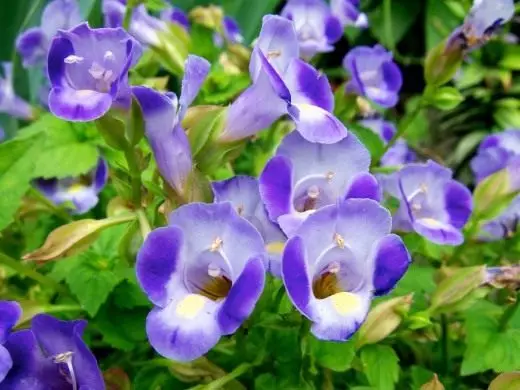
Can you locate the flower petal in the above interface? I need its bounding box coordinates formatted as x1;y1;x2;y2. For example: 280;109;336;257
372;234;411;296
15;27;46;67
48;86;113;121
444;181;472;229
259;155;294;222
136;226;184;308
178;55;211;118
345;172;381;201
289;103;347;143
413;218;464;246
0;344;12;383
0;301;21;344
218;255;265;334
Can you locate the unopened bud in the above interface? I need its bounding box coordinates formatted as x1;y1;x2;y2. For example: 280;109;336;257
420;374;445;390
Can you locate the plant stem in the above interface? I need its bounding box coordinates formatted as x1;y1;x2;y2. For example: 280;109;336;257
137;209;151;238
122;145;142;207
202;363;252;390
383;0;395;51
122;1;136;30
0;252;68;294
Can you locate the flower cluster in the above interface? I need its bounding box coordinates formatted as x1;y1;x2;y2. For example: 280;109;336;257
0;301;103;389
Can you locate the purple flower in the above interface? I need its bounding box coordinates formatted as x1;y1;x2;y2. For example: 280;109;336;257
214;16;244;47
0;301;21;382
331;0;368;29
161;6;190;31
213;176;287;277
259;131;379;237
282;199;410;341
381;160;473;246
0;63;33;120
280;0;343;59
220;15;347;144
136;202;266;361
2;314;104;389
103;0;167;47
133;55;210;196
34;158;108;214
471;130;520;183
448;0;515;52
47;22;142;121
344;45;403;108
360;118;416;166
480;195;520;240
16;0;82;68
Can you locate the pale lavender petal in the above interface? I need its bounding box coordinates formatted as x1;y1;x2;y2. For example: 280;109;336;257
413;218;464;246
48;87;113;121
0;344;12;383
178;55;211;118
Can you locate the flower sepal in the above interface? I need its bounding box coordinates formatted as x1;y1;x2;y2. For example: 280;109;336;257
424;39;464;87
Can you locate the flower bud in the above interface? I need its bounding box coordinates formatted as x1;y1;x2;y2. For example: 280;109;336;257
357;295;413;348
424;39;464;87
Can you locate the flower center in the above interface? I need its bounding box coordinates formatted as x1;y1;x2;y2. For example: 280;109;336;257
53;351;77;390
312;261;342;299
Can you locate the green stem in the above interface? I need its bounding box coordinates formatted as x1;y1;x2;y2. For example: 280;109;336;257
122;1;136;30
44;304;82;314
383;0;394;51
0;252;68;294
372;102;423;166
202;363;252;390
122;145;142;206
441;314;449;375
499;293;520;331
137;209;151;238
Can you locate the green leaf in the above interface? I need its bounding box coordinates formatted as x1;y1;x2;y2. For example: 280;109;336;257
309;336;356;372
349;123;385;162
134;366;188;390
499;46;520;70
112;280;150;309
0;132;44;231
425;0;463;51
360;345;400;390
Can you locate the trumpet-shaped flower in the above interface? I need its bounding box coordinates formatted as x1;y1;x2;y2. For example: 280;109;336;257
0;63;33;120
331;0;368;29
136;202;266;361
213;176;287;276
133;55;210;195
381;160;472;246
280;0;342;59
447;0;515;52
220;15;347;144
34;158;108;214
260;131;379;237
16;0;82;68
47;22;142;121
282;199;410;340
1;313;104;389
0;301;21;382
360;118;416;166
344;45;402;108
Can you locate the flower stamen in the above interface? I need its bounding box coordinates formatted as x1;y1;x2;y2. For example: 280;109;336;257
53;351;77;390
210;237;223;252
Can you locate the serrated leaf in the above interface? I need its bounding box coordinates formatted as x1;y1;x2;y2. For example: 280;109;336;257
309;336;356;372
0;132;45;231
360;345;400;390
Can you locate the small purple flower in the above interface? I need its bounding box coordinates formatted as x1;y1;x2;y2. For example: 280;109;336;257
47;22;142;121
0;63;33;120
161;6;190;31
214;16;244;47
136;202;266;361
381;160;473;246
330;0;368;29
213;176;287;277
448;0;515;52
16;0;82;68
133;55;210;196
480;195;520;240
471;130;520;183
280;0;343;59
360;118;416;166
34;158;108;214
103;0;167;47
2;314;104;389
260;131;379;237
0;301;21;382
344;45;403;108
220;15;347;144
282;199;410;341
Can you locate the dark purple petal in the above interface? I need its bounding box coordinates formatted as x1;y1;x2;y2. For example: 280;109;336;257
0;301;21;344
218;256;265;334
222;16;244;44
284;58;333;112
372;234;411;296
413;219;464;246
444;181;472;229
282;235;312;318
345;173;381;201
93;158;108;192
325;15;343;44
136;226;184;308
259;155;293;222
47;36;74;87
15;27;46;67
161;6;190;30
31;314;104;390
